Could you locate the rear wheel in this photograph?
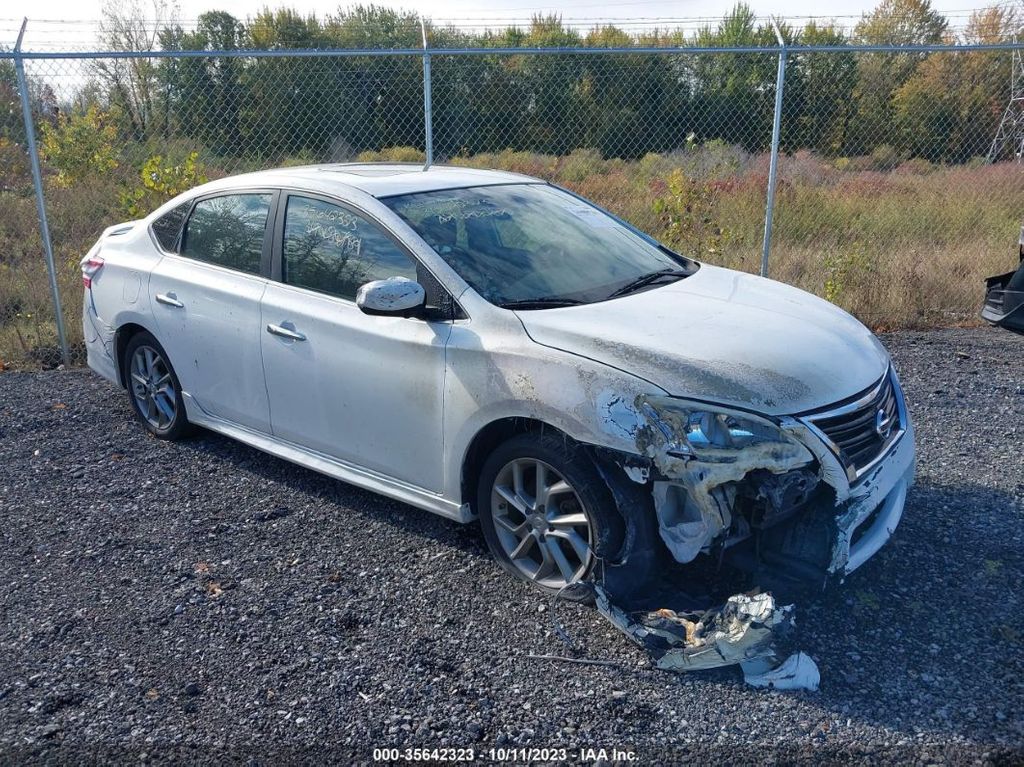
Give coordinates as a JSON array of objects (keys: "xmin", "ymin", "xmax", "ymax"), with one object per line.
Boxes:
[
  {"xmin": 123, "ymin": 331, "xmax": 191, "ymax": 440},
  {"xmin": 477, "ymin": 433, "xmax": 623, "ymax": 602}
]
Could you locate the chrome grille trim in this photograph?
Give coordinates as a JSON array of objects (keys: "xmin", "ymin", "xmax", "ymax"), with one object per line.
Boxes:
[{"xmin": 798, "ymin": 367, "xmax": 907, "ymax": 483}]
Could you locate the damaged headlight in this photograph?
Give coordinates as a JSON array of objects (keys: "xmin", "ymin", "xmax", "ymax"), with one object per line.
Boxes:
[{"xmin": 640, "ymin": 397, "xmax": 797, "ymax": 462}]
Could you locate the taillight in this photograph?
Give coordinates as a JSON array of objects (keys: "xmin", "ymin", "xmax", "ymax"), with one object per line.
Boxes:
[{"xmin": 82, "ymin": 256, "xmax": 104, "ymax": 288}]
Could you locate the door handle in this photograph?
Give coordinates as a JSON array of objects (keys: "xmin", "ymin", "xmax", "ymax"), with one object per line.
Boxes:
[
  {"xmin": 155, "ymin": 292, "xmax": 184, "ymax": 308},
  {"xmin": 266, "ymin": 323, "xmax": 307, "ymax": 342}
]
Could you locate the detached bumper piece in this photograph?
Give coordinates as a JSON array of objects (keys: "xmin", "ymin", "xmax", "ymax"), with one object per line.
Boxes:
[
  {"xmin": 594, "ymin": 586, "xmax": 820, "ymax": 691},
  {"xmin": 982, "ymin": 241, "xmax": 1024, "ymax": 335}
]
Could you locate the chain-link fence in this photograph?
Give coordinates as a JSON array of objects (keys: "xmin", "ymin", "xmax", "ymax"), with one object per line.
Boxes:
[{"xmin": 4, "ymin": 28, "xmax": 1024, "ymax": 369}]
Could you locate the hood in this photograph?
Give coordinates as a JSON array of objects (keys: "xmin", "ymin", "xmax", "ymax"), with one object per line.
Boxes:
[{"xmin": 516, "ymin": 264, "xmax": 889, "ymax": 416}]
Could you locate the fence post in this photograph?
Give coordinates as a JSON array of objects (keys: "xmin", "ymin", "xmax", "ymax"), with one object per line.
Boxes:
[
  {"xmin": 420, "ymin": 18, "xmax": 434, "ymax": 169},
  {"xmin": 14, "ymin": 18, "xmax": 71, "ymax": 367},
  {"xmin": 760, "ymin": 21, "xmax": 788, "ymax": 279}
]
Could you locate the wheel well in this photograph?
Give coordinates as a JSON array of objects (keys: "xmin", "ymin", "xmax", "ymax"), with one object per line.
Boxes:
[
  {"xmin": 114, "ymin": 323, "xmax": 148, "ymax": 387},
  {"xmin": 461, "ymin": 417, "xmax": 576, "ymax": 509}
]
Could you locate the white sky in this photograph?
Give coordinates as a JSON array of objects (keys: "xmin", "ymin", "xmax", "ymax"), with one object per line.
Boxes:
[
  {"xmin": 0, "ymin": 0, "xmax": 998, "ymax": 50},
  {"xmin": 1, "ymin": 0, "xmax": 990, "ymax": 17}
]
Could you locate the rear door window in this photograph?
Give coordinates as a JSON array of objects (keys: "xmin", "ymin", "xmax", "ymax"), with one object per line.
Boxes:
[{"xmin": 180, "ymin": 194, "xmax": 272, "ymax": 275}]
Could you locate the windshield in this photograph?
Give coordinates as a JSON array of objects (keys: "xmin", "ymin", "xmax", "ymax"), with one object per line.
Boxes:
[{"xmin": 383, "ymin": 184, "xmax": 693, "ymax": 307}]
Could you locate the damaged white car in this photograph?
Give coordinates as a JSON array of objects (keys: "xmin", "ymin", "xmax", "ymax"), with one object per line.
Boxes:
[{"xmin": 81, "ymin": 164, "xmax": 914, "ymax": 684}]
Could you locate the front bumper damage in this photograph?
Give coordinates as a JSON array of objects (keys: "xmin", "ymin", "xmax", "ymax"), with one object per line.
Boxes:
[
  {"xmin": 980, "ymin": 225, "xmax": 1024, "ymax": 335},
  {"xmin": 590, "ymin": 370, "xmax": 915, "ymax": 690}
]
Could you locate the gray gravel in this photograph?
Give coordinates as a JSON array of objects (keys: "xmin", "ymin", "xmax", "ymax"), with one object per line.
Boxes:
[{"xmin": 1, "ymin": 327, "xmax": 1022, "ymax": 764}]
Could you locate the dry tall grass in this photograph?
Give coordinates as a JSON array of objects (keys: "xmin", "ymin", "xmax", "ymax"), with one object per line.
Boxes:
[
  {"xmin": 438, "ymin": 147, "xmax": 1021, "ymax": 330},
  {"xmin": 3, "ymin": 145, "xmax": 1021, "ymax": 368}
]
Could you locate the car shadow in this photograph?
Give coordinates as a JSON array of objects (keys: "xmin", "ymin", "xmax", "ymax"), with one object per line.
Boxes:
[
  {"xmin": 174, "ymin": 425, "xmax": 489, "ymax": 557},
  {"xmin": 175, "ymin": 427, "xmax": 1022, "ymax": 747}
]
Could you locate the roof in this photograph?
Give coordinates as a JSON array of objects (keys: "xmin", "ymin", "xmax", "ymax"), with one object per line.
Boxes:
[{"xmin": 201, "ymin": 163, "xmax": 541, "ymax": 199}]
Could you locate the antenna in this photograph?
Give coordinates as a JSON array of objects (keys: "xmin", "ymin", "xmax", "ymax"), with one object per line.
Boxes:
[{"xmin": 989, "ymin": 40, "xmax": 1024, "ymax": 163}]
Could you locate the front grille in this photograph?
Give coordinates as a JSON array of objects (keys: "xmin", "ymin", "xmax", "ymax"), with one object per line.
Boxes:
[{"xmin": 805, "ymin": 373, "xmax": 901, "ymax": 475}]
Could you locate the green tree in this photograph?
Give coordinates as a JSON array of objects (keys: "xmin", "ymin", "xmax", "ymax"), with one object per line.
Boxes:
[
  {"xmin": 159, "ymin": 12, "xmax": 246, "ymax": 154},
  {"xmin": 849, "ymin": 0, "xmax": 948, "ymax": 155},
  {"xmin": 686, "ymin": 4, "xmax": 780, "ymax": 151},
  {"xmin": 893, "ymin": 6, "xmax": 1020, "ymax": 161},
  {"xmin": 579, "ymin": 26, "xmax": 683, "ymax": 157},
  {"xmin": 784, "ymin": 23, "xmax": 857, "ymax": 154}
]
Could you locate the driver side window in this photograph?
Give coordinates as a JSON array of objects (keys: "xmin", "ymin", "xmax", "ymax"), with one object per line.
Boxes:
[{"xmin": 282, "ymin": 196, "xmax": 418, "ymax": 301}]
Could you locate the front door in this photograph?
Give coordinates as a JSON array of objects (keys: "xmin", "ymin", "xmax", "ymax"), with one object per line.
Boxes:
[{"xmin": 259, "ymin": 193, "xmax": 451, "ymax": 492}]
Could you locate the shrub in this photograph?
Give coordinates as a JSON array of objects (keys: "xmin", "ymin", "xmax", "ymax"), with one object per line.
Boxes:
[
  {"xmin": 869, "ymin": 144, "xmax": 902, "ymax": 172},
  {"xmin": 119, "ymin": 151, "xmax": 208, "ymax": 218},
  {"xmin": 653, "ymin": 168, "xmax": 732, "ymax": 258},
  {"xmin": 0, "ymin": 139, "xmax": 30, "ymax": 194},
  {"xmin": 356, "ymin": 146, "xmax": 425, "ymax": 163},
  {"xmin": 822, "ymin": 245, "xmax": 872, "ymax": 304},
  {"xmin": 39, "ymin": 105, "xmax": 119, "ymax": 188},
  {"xmin": 558, "ymin": 148, "xmax": 606, "ymax": 183}
]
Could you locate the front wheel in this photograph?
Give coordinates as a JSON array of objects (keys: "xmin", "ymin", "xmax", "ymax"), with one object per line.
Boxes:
[
  {"xmin": 123, "ymin": 331, "xmax": 192, "ymax": 440},
  {"xmin": 477, "ymin": 433, "xmax": 624, "ymax": 602}
]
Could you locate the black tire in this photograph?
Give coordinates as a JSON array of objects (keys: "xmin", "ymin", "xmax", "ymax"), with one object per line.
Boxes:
[
  {"xmin": 122, "ymin": 330, "xmax": 192, "ymax": 440},
  {"xmin": 477, "ymin": 432, "xmax": 625, "ymax": 602}
]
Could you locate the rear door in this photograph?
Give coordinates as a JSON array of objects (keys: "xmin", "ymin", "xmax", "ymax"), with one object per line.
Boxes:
[
  {"xmin": 259, "ymin": 192, "xmax": 452, "ymax": 491},
  {"xmin": 150, "ymin": 190, "xmax": 277, "ymax": 432}
]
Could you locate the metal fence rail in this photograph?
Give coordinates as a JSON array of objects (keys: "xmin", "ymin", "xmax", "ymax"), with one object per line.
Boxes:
[{"xmin": 4, "ymin": 20, "xmax": 1024, "ymax": 368}]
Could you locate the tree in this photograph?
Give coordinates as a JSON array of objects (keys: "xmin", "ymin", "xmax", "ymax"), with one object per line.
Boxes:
[
  {"xmin": 849, "ymin": 0, "xmax": 948, "ymax": 155},
  {"xmin": 94, "ymin": 0, "xmax": 178, "ymax": 140},
  {"xmin": 686, "ymin": 4, "xmax": 779, "ymax": 151},
  {"xmin": 785, "ymin": 23, "xmax": 857, "ymax": 154},
  {"xmin": 893, "ymin": 6, "xmax": 1021, "ymax": 161},
  {"xmin": 159, "ymin": 11, "xmax": 245, "ymax": 153}
]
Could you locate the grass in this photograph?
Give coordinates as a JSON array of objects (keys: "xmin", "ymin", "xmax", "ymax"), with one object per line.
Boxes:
[
  {"xmin": 2, "ymin": 144, "xmax": 1021, "ymax": 369},
  {"xmin": 435, "ymin": 146, "xmax": 1022, "ymax": 330}
]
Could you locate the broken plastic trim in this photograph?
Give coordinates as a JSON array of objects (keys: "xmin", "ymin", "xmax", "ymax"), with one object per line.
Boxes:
[
  {"xmin": 584, "ymin": 380, "xmax": 910, "ymax": 690},
  {"xmin": 594, "ymin": 584, "xmax": 819, "ymax": 690},
  {"xmin": 635, "ymin": 396, "xmax": 817, "ymax": 566}
]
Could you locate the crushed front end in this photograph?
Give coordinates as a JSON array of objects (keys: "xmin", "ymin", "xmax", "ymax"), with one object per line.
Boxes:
[{"xmin": 591, "ymin": 366, "xmax": 914, "ymax": 688}]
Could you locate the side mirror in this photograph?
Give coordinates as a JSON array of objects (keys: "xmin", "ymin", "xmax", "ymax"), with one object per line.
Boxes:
[{"xmin": 356, "ymin": 276, "xmax": 426, "ymax": 318}]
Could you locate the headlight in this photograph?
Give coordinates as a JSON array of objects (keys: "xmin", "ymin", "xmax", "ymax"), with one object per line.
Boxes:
[{"xmin": 640, "ymin": 397, "xmax": 796, "ymax": 462}]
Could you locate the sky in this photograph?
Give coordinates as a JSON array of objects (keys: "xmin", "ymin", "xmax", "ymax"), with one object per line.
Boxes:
[{"xmin": 0, "ymin": 0, "xmax": 997, "ymax": 50}]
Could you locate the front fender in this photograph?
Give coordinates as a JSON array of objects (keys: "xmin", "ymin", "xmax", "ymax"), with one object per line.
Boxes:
[{"xmin": 442, "ymin": 321, "xmax": 663, "ymax": 503}]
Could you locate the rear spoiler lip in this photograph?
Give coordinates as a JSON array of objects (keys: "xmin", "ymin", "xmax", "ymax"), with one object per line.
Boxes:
[
  {"xmin": 102, "ymin": 219, "xmax": 143, "ymax": 238},
  {"xmin": 79, "ymin": 219, "xmax": 144, "ymax": 268}
]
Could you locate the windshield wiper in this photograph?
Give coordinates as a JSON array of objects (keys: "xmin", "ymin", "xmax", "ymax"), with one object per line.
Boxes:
[
  {"xmin": 498, "ymin": 297, "xmax": 585, "ymax": 310},
  {"xmin": 607, "ymin": 268, "xmax": 690, "ymax": 299}
]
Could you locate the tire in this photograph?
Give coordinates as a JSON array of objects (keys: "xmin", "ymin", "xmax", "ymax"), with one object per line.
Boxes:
[
  {"xmin": 122, "ymin": 331, "xmax": 192, "ymax": 440},
  {"xmin": 477, "ymin": 432, "xmax": 624, "ymax": 602}
]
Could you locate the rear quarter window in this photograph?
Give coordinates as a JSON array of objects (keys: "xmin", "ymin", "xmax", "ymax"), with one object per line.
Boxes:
[{"xmin": 151, "ymin": 202, "xmax": 191, "ymax": 252}]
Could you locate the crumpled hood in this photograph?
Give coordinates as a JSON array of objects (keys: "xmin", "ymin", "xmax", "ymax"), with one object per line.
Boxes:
[{"xmin": 516, "ymin": 264, "xmax": 889, "ymax": 415}]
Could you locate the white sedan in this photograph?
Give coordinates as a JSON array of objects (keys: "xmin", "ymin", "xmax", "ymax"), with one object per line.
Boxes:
[{"xmin": 81, "ymin": 164, "xmax": 914, "ymax": 603}]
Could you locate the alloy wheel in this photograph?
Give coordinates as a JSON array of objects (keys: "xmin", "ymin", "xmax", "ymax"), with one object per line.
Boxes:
[
  {"xmin": 130, "ymin": 345, "xmax": 177, "ymax": 430},
  {"xmin": 490, "ymin": 458, "xmax": 594, "ymax": 589}
]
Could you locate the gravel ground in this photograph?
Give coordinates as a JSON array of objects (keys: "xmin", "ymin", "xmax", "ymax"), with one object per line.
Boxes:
[{"xmin": 1, "ymin": 327, "xmax": 1022, "ymax": 764}]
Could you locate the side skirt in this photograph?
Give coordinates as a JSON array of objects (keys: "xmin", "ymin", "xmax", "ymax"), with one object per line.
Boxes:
[{"xmin": 182, "ymin": 393, "xmax": 473, "ymax": 524}]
